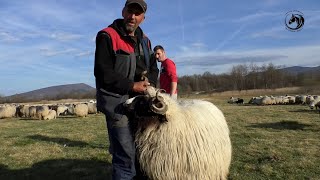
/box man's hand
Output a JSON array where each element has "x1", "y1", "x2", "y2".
[{"x1": 132, "y1": 80, "x2": 150, "y2": 93}]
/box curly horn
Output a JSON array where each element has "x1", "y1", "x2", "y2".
[
  {"x1": 156, "y1": 89, "x2": 166, "y2": 101},
  {"x1": 150, "y1": 90, "x2": 168, "y2": 115}
]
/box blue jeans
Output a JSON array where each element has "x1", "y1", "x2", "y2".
[
  {"x1": 96, "y1": 89, "x2": 137, "y2": 180},
  {"x1": 106, "y1": 115, "x2": 136, "y2": 180}
]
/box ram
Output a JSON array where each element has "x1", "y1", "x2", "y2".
[{"x1": 124, "y1": 87, "x2": 232, "y2": 180}]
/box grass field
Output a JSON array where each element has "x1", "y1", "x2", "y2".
[{"x1": 1, "y1": 91, "x2": 320, "y2": 179}]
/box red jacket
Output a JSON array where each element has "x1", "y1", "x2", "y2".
[{"x1": 160, "y1": 58, "x2": 178, "y2": 94}]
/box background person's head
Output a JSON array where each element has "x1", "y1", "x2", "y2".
[
  {"x1": 122, "y1": 0, "x2": 147, "y2": 35},
  {"x1": 153, "y1": 45, "x2": 167, "y2": 62}
]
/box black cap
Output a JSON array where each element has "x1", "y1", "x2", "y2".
[{"x1": 125, "y1": 0, "x2": 147, "y2": 13}]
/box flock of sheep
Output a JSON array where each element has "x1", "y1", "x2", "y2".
[
  {"x1": 228, "y1": 95, "x2": 320, "y2": 111},
  {"x1": 0, "y1": 100, "x2": 98, "y2": 119}
]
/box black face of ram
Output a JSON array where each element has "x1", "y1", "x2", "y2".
[{"x1": 125, "y1": 96, "x2": 167, "y2": 132}]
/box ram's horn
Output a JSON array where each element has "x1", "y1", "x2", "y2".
[
  {"x1": 150, "y1": 90, "x2": 168, "y2": 115},
  {"x1": 155, "y1": 89, "x2": 166, "y2": 101}
]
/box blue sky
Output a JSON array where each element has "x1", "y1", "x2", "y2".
[{"x1": 0, "y1": 0, "x2": 319, "y2": 96}]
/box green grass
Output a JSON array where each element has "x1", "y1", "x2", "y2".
[
  {"x1": 1, "y1": 96, "x2": 320, "y2": 179},
  {"x1": 0, "y1": 115, "x2": 112, "y2": 180}
]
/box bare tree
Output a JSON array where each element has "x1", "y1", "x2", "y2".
[{"x1": 230, "y1": 64, "x2": 248, "y2": 91}]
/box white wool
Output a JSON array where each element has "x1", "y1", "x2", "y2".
[
  {"x1": 74, "y1": 103, "x2": 88, "y2": 117},
  {"x1": 0, "y1": 104, "x2": 16, "y2": 119},
  {"x1": 43, "y1": 110, "x2": 57, "y2": 120},
  {"x1": 134, "y1": 92, "x2": 232, "y2": 180}
]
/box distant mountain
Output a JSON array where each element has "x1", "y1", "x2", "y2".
[
  {"x1": 280, "y1": 66, "x2": 320, "y2": 75},
  {"x1": 2, "y1": 83, "x2": 95, "y2": 103}
]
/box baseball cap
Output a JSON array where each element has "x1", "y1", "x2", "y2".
[{"x1": 125, "y1": 0, "x2": 147, "y2": 13}]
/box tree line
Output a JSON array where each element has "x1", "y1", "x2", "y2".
[{"x1": 177, "y1": 63, "x2": 320, "y2": 94}]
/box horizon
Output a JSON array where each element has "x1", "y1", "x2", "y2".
[
  {"x1": 2, "y1": 65, "x2": 318, "y2": 97},
  {"x1": 1, "y1": 0, "x2": 320, "y2": 96}
]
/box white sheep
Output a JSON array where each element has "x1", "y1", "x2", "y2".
[
  {"x1": 74, "y1": 103, "x2": 88, "y2": 117},
  {"x1": 0, "y1": 104, "x2": 16, "y2": 119},
  {"x1": 309, "y1": 96, "x2": 320, "y2": 110},
  {"x1": 43, "y1": 109, "x2": 57, "y2": 120},
  {"x1": 87, "y1": 102, "x2": 97, "y2": 114},
  {"x1": 306, "y1": 95, "x2": 315, "y2": 105},
  {"x1": 56, "y1": 105, "x2": 68, "y2": 116},
  {"x1": 227, "y1": 97, "x2": 239, "y2": 104},
  {"x1": 124, "y1": 87, "x2": 232, "y2": 180}
]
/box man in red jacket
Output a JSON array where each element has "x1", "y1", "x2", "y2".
[{"x1": 153, "y1": 45, "x2": 178, "y2": 99}]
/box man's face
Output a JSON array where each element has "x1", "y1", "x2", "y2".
[
  {"x1": 122, "y1": 4, "x2": 145, "y2": 34},
  {"x1": 154, "y1": 49, "x2": 165, "y2": 62}
]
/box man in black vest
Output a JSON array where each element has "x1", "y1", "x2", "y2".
[{"x1": 94, "y1": 0, "x2": 159, "y2": 179}]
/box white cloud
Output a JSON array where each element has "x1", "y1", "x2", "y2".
[
  {"x1": 0, "y1": 31, "x2": 20, "y2": 42},
  {"x1": 237, "y1": 12, "x2": 280, "y2": 23},
  {"x1": 76, "y1": 51, "x2": 94, "y2": 57},
  {"x1": 174, "y1": 44, "x2": 320, "y2": 75},
  {"x1": 50, "y1": 32, "x2": 83, "y2": 42},
  {"x1": 40, "y1": 48, "x2": 77, "y2": 57}
]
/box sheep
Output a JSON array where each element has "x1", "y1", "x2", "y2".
[
  {"x1": 315, "y1": 101, "x2": 320, "y2": 110},
  {"x1": 261, "y1": 96, "x2": 273, "y2": 105},
  {"x1": 0, "y1": 104, "x2": 16, "y2": 119},
  {"x1": 274, "y1": 96, "x2": 283, "y2": 105},
  {"x1": 87, "y1": 102, "x2": 97, "y2": 114},
  {"x1": 235, "y1": 98, "x2": 244, "y2": 104},
  {"x1": 309, "y1": 97, "x2": 320, "y2": 110},
  {"x1": 36, "y1": 105, "x2": 50, "y2": 120},
  {"x1": 306, "y1": 95, "x2": 314, "y2": 105},
  {"x1": 43, "y1": 110, "x2": 57, "y2": 120},
  {"x1": 74, "y1": 103, "x2": 88, "y2": 117},
  {"x1": 285, "y1": 95, "x2": 296, "y2": 104},
  {"x1": 29, "y1": 106, "x2": 37, "y2": 119},
  {"x1": 89, "y1": 99, "x2": 96, "y2": 103},
  {"x1": 16, "y1": 105, "x2": 25, "y2": 117},
  {"x1": 16, "y1": 104, "x2": 32, "y2": 118},
  {"x1": 248, "y1": 96, "x2": 264, "y2": 105},
  {"x1": 124, "y1": 86, "x2": 232, "y2": 180},
  {"x1": 56, "y1": 105, "x2": 68, "y2": 116},
  {"x1": 228, "y1": 97, "x2": 239, "y2": 104},
  {"x1": 295, "y1": 95, "x2": 307, "y2": 104},
  {"x1": 65, "y1": 104, "x2": 75, "y2": 115}
]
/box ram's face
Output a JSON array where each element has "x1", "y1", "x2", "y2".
[
  {"x1": 124, "y1": 94, "x2": 168, "y2": 131},
  {"x1": 125, "y1": 96, "x2": 155, "y2": 116}
]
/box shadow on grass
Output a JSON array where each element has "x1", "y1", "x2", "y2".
[
  {"x1": 0, "y1": 159, "x2": 112, "y2": 180},
  {"x1": 288, "y1": 109, "x2": 317, "y2": 113},
  {"x1": 19, "y1": 116, "x2": 81, "y2": 120},
  {"x1": 27, "y1": 135, "x2": 106, "y2": 149},
  {"x1": 19, "y1": 118, "x2": 38, "y2": 121},
  {"x1": 247, "y1": 121, "x2": 312, "y2": 130}
]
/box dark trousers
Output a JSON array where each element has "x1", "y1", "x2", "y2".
[
  {"x1": 105, "y1": 114, "x2": 136, "y2": 180},
  {"x1": 98, "y1": 89, "x2": 148, "y2": 180}
]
